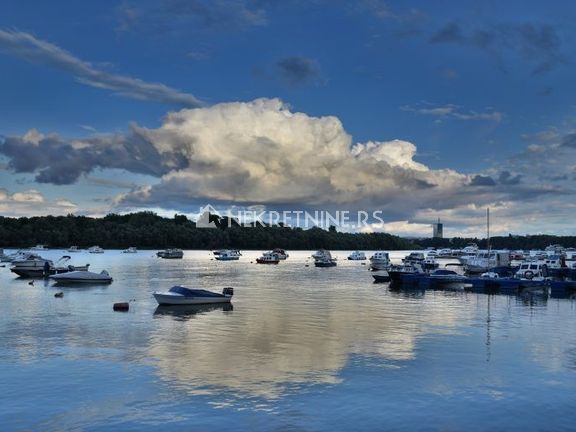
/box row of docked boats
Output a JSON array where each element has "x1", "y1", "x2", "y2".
[{"x1": 1, "y1": 250, "x2": 114, "y2": 283}]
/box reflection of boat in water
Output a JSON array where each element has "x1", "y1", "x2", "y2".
[
  {"x1": 154, "y1": 303, "x2": 233, "y2": 318},
  {"x1": 372, "y1": 271, "x2": 390, "y2": 282},
  {"x1": 154, "y1": 286, "x2": 234, "y2": 305}
]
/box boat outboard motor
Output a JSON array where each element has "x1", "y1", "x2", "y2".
[{"x1": 222, "y1": 287, "x2": 234, "y2": 297}]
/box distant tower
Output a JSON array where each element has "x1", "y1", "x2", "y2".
[{"x1": 432, "y1": 218, "x2": 443, "y2": 239}]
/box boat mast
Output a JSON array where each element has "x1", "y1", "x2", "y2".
[{"x1": 487, "y1": 207, "x2": 490, "y2": 252}]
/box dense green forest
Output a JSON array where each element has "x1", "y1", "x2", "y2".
[
  {"x1": 1, "y1": 212, "x2": 575, "y2": 250},
  {"x1": 0, "y1": 212, "x2": 413, "y2": 250}
]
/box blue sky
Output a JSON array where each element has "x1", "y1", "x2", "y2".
[{"x1": 1, "y1": 0, "x2": 576, "y2": 236}]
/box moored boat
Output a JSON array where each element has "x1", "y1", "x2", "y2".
[
  {"x1": 67, "y1": 246, "x2": 81, "y2": 253},
  {"x1": 369, "y1": 251, "x2": 390, "y2": 270},
  {"x1": 50, "y1": 270, "x2": 112, "y2": 284},
  {"x1": 348, "y1": 251, "x2": 367, "y2": 261},
  {"x1": 313, "y1": 249, "x2": 337, "y2": 267},
  {"x1": 153, "y1": 286, "x2": 234, "y2": 305},
  {"x1": 123, "y1": 247, "x2": 138, "y2": 253},
  {"x1": 256, "y1": 252, "x2": 280, "y2": 264},
  {"x1": 88, "y1": 246, "x2": 104, "y2": 254},
  {"x1": 215, "y1": 250, "x2": 241, "y2": 261},
  {"x1": 10, "y1": 255, "x2": 89, "y2": 278},
  {"x1": 157, "y1": 248, "x2": 184, "y2": 259},
  {"x1": 272, "y1": 248, "x2": 289, "y2": 260}
]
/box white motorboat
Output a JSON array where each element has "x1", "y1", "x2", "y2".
[
  {"x1": 256, "y1": 252, "x2": 280, "y2": 264},
  {"x1": 154, "y1": 286, "x2": 234, "y2": 305},
  {"x1": 51, "y1": 270, "x2": 113, "y2": 284},
  {"x1": 10, "y1": 255, "x2": 89, "y2": 277},
  {"x1": 215, "y1": 250, "x2": 241, "y2": 261},
  {"x1": 272, "y1": 248, "x2": 289, "y2": 260},
  {"x1": 123, "y1": 247, "x2": 138, "y2": 253},
  {"x1": 312, "y1": 249, "x2": 335, "y2": 261},
  {"x1": 348, "y1": 251, "x2": 367, "y2": 260},
  {"x1": 465, "y1": 251, "x2": 510, "y2": 274},
  {"x1": 157, "y1": 248, "x2": 184, "y2": 259},
  {"x1": 67, "y1": 246, "x2": 81, "y2": 253},
  {"x1": 312, "y1": 249, "x2": 337, "y2": 267},
  {"x1": 515, "y1": 262, "x2": 549, "y2": 280},
  {"x1": 88, "y1": 246, "x2": 104, "y2": 254},
  {"x1": 30, "y1": 244, "x2": 48, "y2": 251},
  {"x1": 402, "y1": 252, "x2": 425, "y2": 265},
  {"x1": 369, "y1": 251, "x2": 390, "y2": 270}
]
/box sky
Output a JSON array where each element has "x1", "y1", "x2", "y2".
[{"x1": 1, "y1": 0, "x2": 576, "y2": 237}]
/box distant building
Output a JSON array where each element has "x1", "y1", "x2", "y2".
[{"x1": 432, "y1": 218, "x2": 443, "y2": 238}]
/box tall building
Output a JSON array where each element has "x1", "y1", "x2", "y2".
[{"x1": 432, "y1": 218, "x2": 443, "y2": 238}]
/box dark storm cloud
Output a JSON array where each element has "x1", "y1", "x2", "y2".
[
  {"x1": 0, "y1": 128, "x2": 190, "y2": 185},
  {"x1": 498, "y1": 171, "x2": 522, "y2": 185},
  {"x1": 469, "y1": 175, "x2": 496, "y2": 186},
  {"x1": 561, "y1": 133, "x2": 576, "y2": 148},
  {"x1": 430, "y1": 22, "x2": 565, "y2": 74},
  {"x1": 276, "y1": 56, "x2": 321, "y2": 86}
]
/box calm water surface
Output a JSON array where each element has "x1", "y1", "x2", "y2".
[{"x1": 1, "y1": 250, "x2": 576, "y2": 431}]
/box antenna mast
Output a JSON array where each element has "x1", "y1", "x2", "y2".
[{"x1": 487, "y1": 208, "x2": 490, "y2": 251}]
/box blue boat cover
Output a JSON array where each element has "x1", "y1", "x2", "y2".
[{"x1": 168, "y1": 286, "x2": 224, "y2": 297}]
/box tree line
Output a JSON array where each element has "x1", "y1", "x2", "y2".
[{"x1": 0, "y1": 212, "x2": 574, "y2": 250}]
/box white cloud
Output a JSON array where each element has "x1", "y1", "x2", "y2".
[
  {"x1": 0, "y1": 189, "x2": 77, "y2": 216},
  {"x1": 0, "y1": 29, "x2": 202, "y2": 107},
  {"x1": 401, "y1": 102, "x2": 504, "y2": 123}
]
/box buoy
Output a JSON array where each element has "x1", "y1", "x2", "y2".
[
  {"x1": 54, "y1": 292, "x2": 64, "y2": 298},
  {"x1": 28, "y1": 281, "x2": 34, "y2": 286},
  {"x1": 113, "y1": 302, "x2": 130, "y2": 312},
  {"x1": 305, "y1": 264, "x2": 309, "y2": 267}
]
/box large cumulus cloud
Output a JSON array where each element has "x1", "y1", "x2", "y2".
[{"x1": 0, "y1": 98, "x2": 554, "y2": 225}]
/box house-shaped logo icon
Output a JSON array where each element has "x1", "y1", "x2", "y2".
[{"x1": 196, "y1": 204, "x2": 220, "y2": 228}]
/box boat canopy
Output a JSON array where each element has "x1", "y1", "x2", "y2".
[{"x1": 168, "y1": 286, "x2": 224, "y2": 298}]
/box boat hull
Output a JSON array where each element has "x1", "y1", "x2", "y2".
[
  {"x1": 154, "y1": 293, "x2": 232, "y2": 305},
  {"x1": 314, "y1": 261, "x2": 337, "y2": 267}
]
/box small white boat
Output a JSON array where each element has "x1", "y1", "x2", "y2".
[
  {"x1": 313, "y1": 249, "x2": 337, "y2": 267},
  {"x1": 51, "y1": 270, "x2": 113, "y2": 284},
  {"x1": 67, "y1": 246, "x2": 81, "y2": 253},
  {"x1": 30, "y1": 244, "x2": 48, "y2": 251},
  {"x1": 256, "y1": 252, "x2": 280, "y2": 264},
  {"x1": 157, "y1": 248, "x2": 184, "y2": 259},
  {"x1": 215, "y1": 250, "x2": 241, "y2": 261},
  {"x1": 370, "y1": 251, "x2": 390, "y2": 270},
  {"x1": 272, "y1": 248, "x2": 289, "y2": 260},
  {"x1": 88, "y1": 246, "x2": 104, "y2": 254},
  {"x1": 123, "y1": 247, "x2": 138, "y2": 254},
  {"x1": 348, "y1": 251, "x2": 366, "y2": 261},
  {"x1": 154, "y1": 286, "x2": 234, "y2": 305}
]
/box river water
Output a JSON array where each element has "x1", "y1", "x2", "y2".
[{"x1": 1, "y1": 250, "x2": 575, "y2": 431}]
